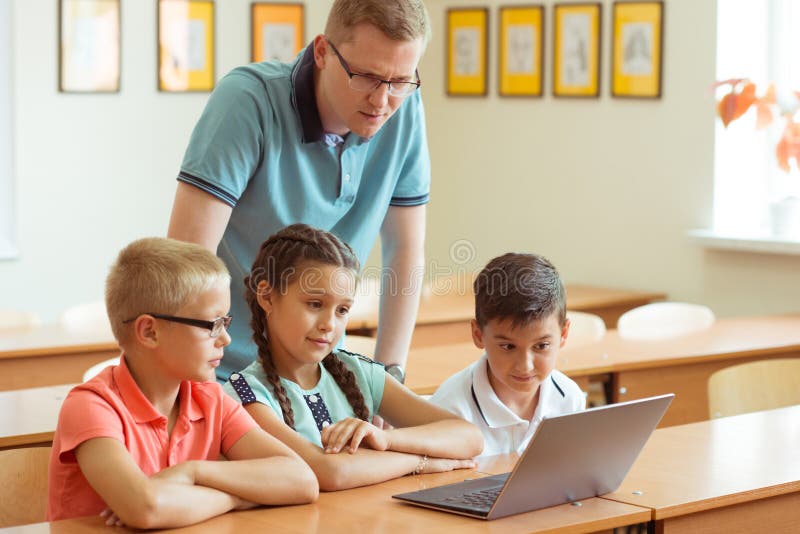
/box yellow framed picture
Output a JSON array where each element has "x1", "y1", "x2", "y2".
[
  {"x1": 157, "y1": 0, "x2": 215, "y2": 92},
  {"x1": 447, "y1": 8, "x2": 489, "y2": 97},
  {"x1": 59, "y1": 0, "x2": 121, "y2": 93},
  {"x1": 498, "y1": 5, "x2": 544, "y2": 97},
  {"x1": 553, "y1": 3, "x2": 601, "y2": 98},
  {"x1": 251, "y1": 3, "x2": 305, "y2": 63},
  {"x1": 611, "y1": 1, "x2": 663, "y2": 98}
]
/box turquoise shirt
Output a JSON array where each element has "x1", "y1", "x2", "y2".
[
  {"x1": 222, "y1": 351, "x2": 387, "y2": 447},
  {"x1": 177, "y1": 43, "x2": 431, "y2": 380}
]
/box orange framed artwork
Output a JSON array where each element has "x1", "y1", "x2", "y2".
[
  {"x1": 157, "y1": 0, "x2": 215, "y2": 92},
  {"x1": 251, "y1": 3, "x2": 305, "y2": 63}
]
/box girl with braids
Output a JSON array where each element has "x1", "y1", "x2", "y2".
[{"x1": 223, "y1": 224, "x2": 483, "y2": 490}]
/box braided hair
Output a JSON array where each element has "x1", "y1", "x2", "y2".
[{"x1": 244, "y1": 224, "x2": 370, "y2": 429}]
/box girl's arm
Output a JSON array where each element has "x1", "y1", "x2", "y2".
[
  {"x1": 244, "y1": 402, "x2": 473, "y2": 491},
  {"x1": 322, "y1": 377, "x2": 484, "y2": 459}
]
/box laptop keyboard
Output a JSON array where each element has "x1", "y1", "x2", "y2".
[{"x1": 443, "y1": 486, "x2": 502, "y2": 509}]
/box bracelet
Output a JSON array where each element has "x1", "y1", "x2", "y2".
[{"x1": 412, "y1": 454, "x2": 428, "y2": 475}]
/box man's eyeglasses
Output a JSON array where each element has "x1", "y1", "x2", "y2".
[
  {"x1": 123, "y1": 313, "x2": 233, "y2": 338},
  {"x1": 327, "y1": 40, "x2": 421, "y2": 97}
]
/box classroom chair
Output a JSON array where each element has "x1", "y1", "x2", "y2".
[
  {"x1": 617, "y1": 302, "x2": 715, "y2": 341},
  {"x1": 83, "y1": 356, "x2": 120, "y2": 382},
  {"x1": 58, "y1": 300, "x2": 112, "y2": 335},
  {"x1": 0, "y1": 309, "x2": 41, "y2": 332},
  {"x1": 708, "y1": 358, "x2": 800, "y2": 419},
  {"x1": 565, "y1": 311, "x2": 606, "y2": 347},
  {"x1": 0, "y1": 446, "x2": 51, "y2": 527}
]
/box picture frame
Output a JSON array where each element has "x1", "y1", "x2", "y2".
[
  {"x1": 58, "y1": 0, "x2": 121, "y2": 93},
  {"x1": 552, "y1": 3, "x2": 601, "y2": 98},
  {"x1": 251, "y1": 2, "x2": 305, "y2": 63},
  {"x1": 157, "y1": 0, "x2": 215, "y2": 92},
  {"x1": 498, "y1": 5, "x2": 544, "y2": 97},
  {"x1": 446, "y1": 7, "x2": 489, "y2": 97},
  {"x1": 611, "y1": 1, "x2": 663, "y2": 98}
]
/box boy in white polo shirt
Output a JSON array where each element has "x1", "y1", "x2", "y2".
[{"x1": 430, "y1": 253, "x2": 585, "y2": 457}]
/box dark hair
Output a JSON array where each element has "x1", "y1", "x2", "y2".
[
  {"x1": 473, "y1": 253, "x2": 566, "y2": 329},
  {"x1": 244, "y1": 224, "x2": 369, "y2": 429}
]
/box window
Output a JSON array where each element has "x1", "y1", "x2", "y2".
[
  {"x1": 714, "y1": 0, "x2": 800, "y2": 240},
  {"x1": 0, "y1": 0, "x2": 16, "y2": 259}
]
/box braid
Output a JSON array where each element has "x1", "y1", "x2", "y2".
[
  {"x1": 244, "y1": 271, "x2": 296, "y2": 429},
  {"x1": 323, "y1": 354, "x2": 371, "y2": 421}
]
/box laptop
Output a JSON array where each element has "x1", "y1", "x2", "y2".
[{"x1": 393, "y1": 393, "x2": 674, "y2": 520}]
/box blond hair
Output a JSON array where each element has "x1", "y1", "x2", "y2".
[
  {"x1": 325, "y1": 0, "x2": 431, "y2": 47},
  {"x1": 105, "y1": 237, "x2": 230, "y2": 344}
]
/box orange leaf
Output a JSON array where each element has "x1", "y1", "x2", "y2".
[
  {"x1": 763, "y1": 84, "x2": 776, "y2": 104},
  {"x1": 776, "y1": 121, "x2": 800, "y2": 173},
  {"x1": 755, "y1": 102, "x2": 774, "y2": 129},
  {"x1": 737, "y1": 82, "x2": 757, "y2": 114}
]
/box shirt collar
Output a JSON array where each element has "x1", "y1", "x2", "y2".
[
  {"x1": 113, "y1": 355, "x2": 204, "y2": 424},
  {"x1": 471, "y1": 354, "x2": 527, "y2": 429},
  {"x1": 291, "y1": 42, "x2": 329, "y2": 145}
]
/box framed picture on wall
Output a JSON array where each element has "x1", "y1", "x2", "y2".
[
  {"x1": 157, "y1": 0, "x2": 215, "y2": 92},
  {"x1": 611, "y1": 1, "x2": 663, "y2": 98},
  {"x1": 58, "y1": 0, "x2": 120, "y2": 92},
  {"x1": 498, "y1": 5, "x2": 544, "y2": 97},
  {"x1": 446, "y1": 7, "x2": 489, "y2": 96},
  {"x1": 552, "y1": 2, "x2": 601, "y2": 98},
  {"x1": 251, "y1": 3, "x2": 304, "y2": 63}
]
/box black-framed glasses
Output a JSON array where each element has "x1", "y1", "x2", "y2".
[
  {"x1": 327, "y1": 40, "x2": 421, "y2": 97},
  {"x1": 123, "y1": 313, "x2": 233, "y2": 338}
]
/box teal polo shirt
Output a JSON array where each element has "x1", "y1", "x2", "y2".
[{"x1": 177, "y1": 44, "x2": 431, "y2": 380}]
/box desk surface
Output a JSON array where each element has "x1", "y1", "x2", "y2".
[
  {"x1": 603, "y1": 404, "x2": 800, "y2": 520},
  {"x1": 347, "y1": 283, "x2": 665, "y2": 331},
  {"x1": 404, "y1": 314, "x2": 800, "y2": 395},
  {"x1": 0, "y1": 383, "x2": 74, "y2": 449},
  {"x1": 0, "y1": 325, "x2": 117, "y2": 360},
  {"x1": 8, "y1": 455, "x2": 650, "y2": 533}
]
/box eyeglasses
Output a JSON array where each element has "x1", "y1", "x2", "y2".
[
  {"x1": 123, "y1": 313, "x2": 233, "y2": 338},
  {"x1": 327, "y1": 40, "x2": 421, "y2": 97}
]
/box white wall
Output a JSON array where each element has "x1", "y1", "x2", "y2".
[
  {"x1": 419, "y1": 0, "x2": 800, "y2": 317},
  {"x1": 2, "y1": 0, "x2": 799, "y2": 322}
]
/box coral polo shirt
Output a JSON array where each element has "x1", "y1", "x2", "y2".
[{"x1": 47, "y1": 356, "x2": 257, "y2": 521}]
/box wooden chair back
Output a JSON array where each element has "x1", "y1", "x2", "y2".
[
  {"x1": 708, "y1": 358, "x2": 800, "y2": 418},
  {"x1": 0, "y1": 446, "x2": 51, "y2": 527}
]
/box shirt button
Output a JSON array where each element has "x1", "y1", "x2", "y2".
[
  {"x1": 309, "y1": 395, "x2": 318, "y2": 403},
  {"x1": 322, "y1": 421, "x2": 330, "y2": 428},
  {"x1": 344, "y1": 174, "x2": 351, "y2": 182}
]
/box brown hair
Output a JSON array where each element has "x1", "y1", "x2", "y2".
[
  {"x1": 245, "y1": 224, "x2": 369, "y2": 429},
  {"x1": 325, "y1": 0, "x2": 431, "y2": 47},
  {"x1": 105, "y1": 237, "x2": 229, "y2": 345},
  {"x1": 473, "y1": 253, "x2": 566, "y2": 329}
]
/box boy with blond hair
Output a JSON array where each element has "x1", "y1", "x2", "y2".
[
  {"x1": 47, "y1": 237, "x2": 317, "y2": 528},
  {"x1": 431, "y1": 253, "x2": 585, "y2": 458}
]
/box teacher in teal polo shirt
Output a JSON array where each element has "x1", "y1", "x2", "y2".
[{"x1": 167, "y1": 0, "x2": 431, "y2": 384}]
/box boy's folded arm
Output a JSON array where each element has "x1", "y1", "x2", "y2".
[
  {"x1": 75, "y1": 437, "x2": 239, "y2": 529},
  {"x1": 244, "y1": 402, "x2": 428, "y2": 491},
  {"x1": 378, "y1": 377, "x2": 485, "y2": 458},
  {"x1": 192, "y1": 427, "x2": 319, "y2": 504}
]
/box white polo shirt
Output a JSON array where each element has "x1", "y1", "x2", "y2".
[{"x1": 430, "y1": 354, "x2": 586, "y2": 458}]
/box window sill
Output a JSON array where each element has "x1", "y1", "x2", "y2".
[{"x1": 687, "y1": 229, "x2": 800, "y2": 256}]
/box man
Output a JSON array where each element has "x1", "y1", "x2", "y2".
[{"x1": 168, "y1": 0, "x2": 431, "y2": 384}]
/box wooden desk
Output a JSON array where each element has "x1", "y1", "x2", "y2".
[
  {"x1": 0, "y1": 325, "x2": 118, "y2": 390},
  {"x1": 0, "y1": 383, "x2": 74, "y2": 450},
  {"x1": 9, "y1": 455, "x2": 650, "y2": 533},
  {"x1": 347, "y1": 284, "x2": 665, "y2": 348},
  {"x1": 602, "y1": 405, "x2": 800, "y2": 533}
]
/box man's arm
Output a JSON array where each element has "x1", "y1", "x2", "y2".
[
  {"x1": 374, "y1": 204, "x2": 426, "y2": 368},
  {"x1": 167, "y1": 182, "x2": 233, "y2": 252}
]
